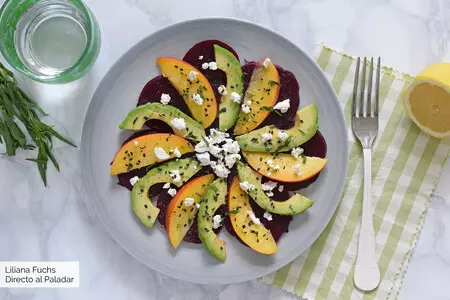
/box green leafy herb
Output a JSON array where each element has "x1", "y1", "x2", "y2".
[
  {"x1": 301, "y1": 154, "x2": 307, "y2": 164},
  {"x1": 260, "y1": 106, "x2": 282, "y2": 117},
  {"x1": 0, "y1": 62, "x2": 76, "y2": 186},
  {"x1": 224, "y1": 207, "x2": 240, "y2": 217},
  {"x1": 201, "y1": 136, "x2": 210, "y2": 147},
  {"x1": 268, "y1": 80, "x2": 280, "y2": 87}
]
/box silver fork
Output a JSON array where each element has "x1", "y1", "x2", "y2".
[{"x1": 352, "y1": 57, "x2": 381, "y2": 291}]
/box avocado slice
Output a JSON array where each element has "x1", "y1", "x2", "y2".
[
  {"x1": 236, "y1": 161, "x2": 314, "y2": 215},
  {"x1": 131, "y1": 158, "x2": 201, "y2": 228},
  {"x1": 197, "y1": 178, "x2": 227, "y2": 262},
  {"x1": 214, "y1": 45, "x2": 243, "y2": 132},
  {"x1": 119, "y1": 103, "x2": 206, "y2": 142},
  {"x1": 236, "y1": 103, "x2": 318, "y2": 152}
]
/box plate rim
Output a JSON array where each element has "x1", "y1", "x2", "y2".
[{"x1": 81, "y1": 16, "x2": 348, "y2": 284}]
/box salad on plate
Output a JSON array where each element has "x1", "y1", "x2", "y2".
[{"x1": 109, "y1": 40, "x2": 328, "y2": 262}]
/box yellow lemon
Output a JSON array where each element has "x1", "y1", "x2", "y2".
[{"x1": 403, "y1": 63, "x2": 450, "y2": 138}]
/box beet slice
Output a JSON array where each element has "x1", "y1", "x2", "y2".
[
  {"x1": 183, "y1": 40, "x2": 239, "y2": 101},
  {"x1": 241, "y1": 62, "x2": 300, "y2": 130}
]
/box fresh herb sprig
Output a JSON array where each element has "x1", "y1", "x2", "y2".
[
  {"x1": 0, "y1": 62, "x2": 76, "y2": 186},
  {"x1": 260, "y1": 105, "x2": 282, "y2": 117}
]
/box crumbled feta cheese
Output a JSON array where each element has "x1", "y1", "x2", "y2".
[
  {"x1": 168, "y1": 188, "x2": 177, "y2": 197},
  {"x1": 160, "y1": 93, "x2": 171, "y2": 105},
  {"x1": 169, "y1": 170, "x2": 181, "y2": 182},
  {"x1": 230, "y1": 92, "x2": 242, "y2": 103},
  {"x1": 196, "y1": 203, "x2": 201, "y2": 209},
  {"x1": 208, "y1": 145, "x2": 222, "y2": 157},
  {"x1": 134, "y1": 140, "x2": 139, "y2": 146},
  {"x1": 247, "y1": 210, "x2": 261, "y2": 225},
  {"x1": 184, "y1": 197, "x2": 195, "y2": 206},
  {"x1": 210, "y1": 129, "x2": 229, "y2": 143},
  {"x1": 261, "y1": 181, "x2": 277, "y2": 191},
  {"x1": 199, "y1": 55, "x2": 203, "y2": 60},
  {"x1": 194, "y1": 140, "x2": 209, "y2": 153},
  {"x1": 192, "y1": 93, "x2": 203, "y2": 105},
  {"x1": 193, "y1": 165, "x2": 198, "y2": 170},
  {"x1": 263, "y1": 57, "x2": 271, "y2": 68},
  {"x1": 294, "y1": 164, "x2": 302, "y2": 176},
  {"x1": 170, "y1": 118, "x2": 186, "y2": 130},
  {"x1": 278, "y1": 130, "x2": 289, "y2": 141},
  {"x1": 154, "y1": 147, "x2": 170, "y2": 160},
  {"x1": 291, "y1": 147, "x2": 304, "y2": 158},
  {"x1": 163, "y1": 183, "x2": 171, "y2": 189},
  {"x1": 218, "y1": 85, "x2": 227, "y2": 95},
  {"x1": 273, "y1": 99, "x2": 290, "y2": 113},
  {"x1": 278, "y1": 185, "x2": 284, "y2": 192},
  {"x1": 246, "y1": 100, "x2": 252, "y2": 106},
  {"x1": 266, "y1": 160, "x2": 280, "y2": 172},
  {"x1": 273, "y1": 165, "x2": 280, "y2": 171},
  {"x1": 208, "y1": 61, "x2": 218, "y2": 70},
  {"x1": 129, "y1": 176, "x2": 139, "y2": 186},
  {"x1": 267, "y1": 172, "x2": 272, "y2": 176},
  {"x1": 196, "y1": 152, "x2": 211, "y2": 166},
  {"x1": 201, "y1": 62, "x2": 209, "y2": 70},
  {"x1": 240, "y1": 181, "x2": 255, "y2": 193},
  {"x1": 212, "y1": 215, "x2": 223, "y2": 229},
  {"x1": 225, "y1": 153, "x2": 241, "y2": 169},
  {"x1": 241, "y1": 104, "x2": 251, "y2": 114},
  {"x1": 261, "y1": 133, "x2": 273, "y2": 142},
  {"x1": 173, "y1": 148, "x2": 181, "y2": 158},
  {"x1": 222, "y1": 140, "x2": 240, "y2": 154},
  {"x1": 263, "y1": 211, "x2": 273, "y2": 221},
  {"x1": 212, "y1": 162, "x2": 230, "y2": 178},
  {"x1": 188, "y1": 71, "x2": 198, "y2": 81}
]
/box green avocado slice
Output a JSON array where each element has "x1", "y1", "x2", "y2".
[
  {"x1": 214, "y1": 45, "x2": 243, "y2": 132},
  {"x1": 197, "y1": 178, "x2": 227, "y2": 262},
  {"x1": 131, "y1": 158, "x2": 201, "y2": 228},
  {"x1": 236, "y1": 161, "x2": 314, "y2": 215},
  {"x1": 236, "y1": 103, "x2": 318, "y2": 152},
  {"x1": 119, "y1": 103, "x2": 206, "y2": 142}
]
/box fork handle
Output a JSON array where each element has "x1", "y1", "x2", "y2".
[{"x1": 354, "y1": 148, "x2": 380, "y2": 291}]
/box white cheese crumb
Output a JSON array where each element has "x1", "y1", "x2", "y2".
[
  {"x1": 201, "y1": 62, "x2": 209, "y2": 70},
  {"x1": 241, "y1": 104, "x2": 251, "y2": 114},
  {"x1": 134, "y1": 140, "x2": 139, "y2": 146},
  {"x1": 168, "y1": 188, "x2": 177, "y2": 197},
  {"x1": 240, "y1": 181, "x2": 255, "y2": 193},
  {"x1": 212, "y1": 215, "x2": 223, "y2": 229},
  {"x1": 218, "y1": 85, "x2": 228, "y2": 95},
  {"x1": 263, "y1": 57, "x2": 271, "y2": 68},
  {"x1": 291, "y1": 147, "x2": 304, "y2": 158},
  {"x1": 170, "y1": 118, "x2": 186, "y2": 130},
  {"x1": 196, "y1": 203, "x2": 201, "y2": 209},
  {"x1": 263, "y1": 211, "x2": 273, "y2": 221},
  {"x1": 222, "y1": 140, "x2": 240, "y2": 154},
  {"x1": 193, "y1": 165, "x2": 198, "y2": 170},
  {"x1": 163, "y1": 183, "x2": 171, "y2": 189},
  {"x1": 194, "y1": 140, "x2": 209, "y2": 153},
  {"x1": 210, "y1": 129, "x2": 229, "y2": 143},
  {"x1": 192, "y1": 93, "x2": 204, "y2": 105},
  {"x1": 188, "y1": 70, "x2": 198, "y2": 81},
  {"x1": 208, "y1": 61, "x2": 218, "y2": 70},
  {"x1": 196, "y1": 152, "x2": 211, "y2": 166},
  {"x1": 212, "y1": 162, "x2": 230, "y2": 178},
  {"x1": 273, "y1": 99, "x2": 291, "y2": 113},
  {"x1": 278, "y1": 130, "x2": 289, "y2": 141},
  {"x1": 209, "y1": 145, "x2": 223, "y2": 159},
  {"x1": 154, "y1": 147, "x2": 170, "y2": 160},
  {"x1": 278, "y1": 185, "x2": 284, "y2": 192},
  {"x1": 261, "y1": 181, "x2": 277, "y2": 191},
  {"x1": 230, "y1": 92, "x2": 242, "y2": 103},
  {"x1": 246, "y1": 100, "x2": 252, "y2": 106},
  {"x1": 247, "y1": 210, "x2": 261, "y2": 225},
  {"x1": 199, "y1": 55, "x2": 203, "y2": 60},
  {"x1": 261, "y1": 133, "x2": 273, "y2": 142},
  {"x1": 173, "y1": 148, "x2": 181, "y2": 158},
  {"x1": 184, "y1": 197, "x2": 195, "y2": 207},
  {"x1": 294, "y1": 164, "x2": 302, "y2": 176},
  {"x1": 160, "y1": 93, "x2": 171, "y2": 105},
  {"x1": 224, "y1": 154, "x2": 241, "y2": 169},
  {"x1": 169, "y1": 170, "x2": 181, "y2": 182},
  {"x1": 129, "y1": 176, "x2": 139, "y2": 186}
]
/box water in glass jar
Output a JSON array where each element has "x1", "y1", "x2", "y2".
[{"x1": 15, "y1": 0, "x2": 88, "y2": 77}]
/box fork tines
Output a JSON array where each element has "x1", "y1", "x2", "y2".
[{"x1": 352, "y1": 57, "x2": 381, "y2": 118}]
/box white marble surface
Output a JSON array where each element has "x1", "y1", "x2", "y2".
[{"x1": 1, "y1": 0, "x2": 450, "y2": 299}]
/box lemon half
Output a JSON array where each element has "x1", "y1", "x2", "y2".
[{"x1": 403, "y1": 63, "x2": 450, "y2": 139}]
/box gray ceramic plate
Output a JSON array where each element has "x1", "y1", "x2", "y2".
[{"x1": 81, "y1": 18, "x2": 348, "y2": 284}]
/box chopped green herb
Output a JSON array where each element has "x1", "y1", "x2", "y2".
[
  {"x1": 260, "y1": 106, "x2": 282, "y2": 117},
  {"x1": 268, "y1": 80, "x2": 280, "y2": 87}
]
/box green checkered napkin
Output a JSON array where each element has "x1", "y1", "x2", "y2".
[{"x1": 261, "y1": 46, "x2": 450, "y2": 299}]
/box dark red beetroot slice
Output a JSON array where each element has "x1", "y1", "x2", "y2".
[
  {"x1": 157, "y1": 187, "x2": 225, "y2": 244},
  {"x1": 241, "y1": 62, "x2": 300, "y2": 130},
  {"x1": 183, "y1": 40, "x2": 239, "y2": 101},
  {"x1": 137, "y1": 75, "x2": 191, "y2": 132}
]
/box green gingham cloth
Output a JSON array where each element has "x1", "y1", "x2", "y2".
[{"x1": 261, "y1": 46, "x2": 450, "y2": 300}]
